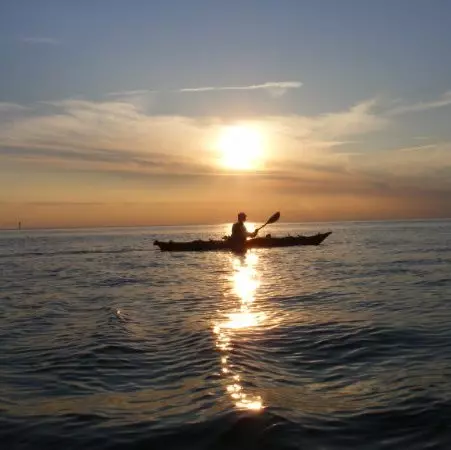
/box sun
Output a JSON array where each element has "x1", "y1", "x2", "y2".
[{"x1": 217, "y1": 125, "x2": 264, "y2": 170}]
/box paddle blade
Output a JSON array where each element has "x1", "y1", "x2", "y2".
[{"x1": 266, "y1": 211, "x2": 280, "y2": 225}]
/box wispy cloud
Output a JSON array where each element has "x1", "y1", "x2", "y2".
[
  {"x1": 106, "y1": 81, "x2": 302, "y2": 99},
  {"x1": 179, "y1": 81, "x2": 302, "y2": 97},
  {"x1": 0, "y1": 102, "x2": 28, "y2": 113},
  {"x1": 107, "y1": 89, "x2": 154, "y2": 98},
  {"x1": 20, "y1": 36, "x2": 60, "y2": 45},
  {"x1": 387, "y1": 91, "x2": 451, "y2": 116},
  {"x1": 0, "y1": 99, "x2": 216, "y2": 177},
  {"x1": 263, "y1": 98, "x2": 387, "y2": 151},
  {"x1": 396, "y1": 144, "x2": 437, "y2": 153},
  {"x1": 1, "y1": 92, "x2": 450, "y2": 194},
  {"x1": 352, "y1": 140, "x2": 451, "y2": 183},
  {"x1": 0, "y1": 95, "x2": 384, "y2": 177}
]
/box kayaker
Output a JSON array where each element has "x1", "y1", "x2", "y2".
[{"x1": 230, "y1": 212, "x2": 258, "y2": 245}]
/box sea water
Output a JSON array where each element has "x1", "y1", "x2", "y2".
[{"x1": 1, "y1": 220, "x2": 451, "y2": 449}]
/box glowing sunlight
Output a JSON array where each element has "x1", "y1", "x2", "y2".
[
  {"x1": 217, "y1": 125, "x2": 265, "y2": 170},
  {"x1": 213, "y1": 252, "x2": 265, "y2": 411}
]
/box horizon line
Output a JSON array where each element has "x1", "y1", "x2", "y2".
[{"x1": 1, "y1": 216, "x2": 450, "y2": 232}]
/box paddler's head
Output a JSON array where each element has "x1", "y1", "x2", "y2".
[{"x1": 238, "y1": 212, "x2": 247, "y2": 223}]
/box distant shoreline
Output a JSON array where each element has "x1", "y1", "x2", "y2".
[{"x1": 1, "y1": 216, "x2": 450, "y2": 232}]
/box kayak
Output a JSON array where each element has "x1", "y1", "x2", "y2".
[{"x1": 154, "y1": 231, "x2": 332, "y2": 252}]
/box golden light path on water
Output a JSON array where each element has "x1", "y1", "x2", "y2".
[{"x1": 213, "y1": 251, "x2": 266, "y2": 411}]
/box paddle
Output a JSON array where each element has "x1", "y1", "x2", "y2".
[{"x1": 255, "y1": 211, "x2": 280, "y2": 233}]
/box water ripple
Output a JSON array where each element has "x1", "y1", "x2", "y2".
[{"x1": 1, "y1": 221, "x2": 451, "y2": 449}]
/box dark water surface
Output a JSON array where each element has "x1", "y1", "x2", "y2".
[{"x1": 1, "y1": 220, "x2": 451, "y2": 449}]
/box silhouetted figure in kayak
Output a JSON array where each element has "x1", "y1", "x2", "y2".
[{"x1": 230, "y1": 212, "x2": 258, "y2": 247}]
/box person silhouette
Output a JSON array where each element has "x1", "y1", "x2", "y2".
[{"x1": 230, "y1": 212, "x2": 258, "y2": 247}]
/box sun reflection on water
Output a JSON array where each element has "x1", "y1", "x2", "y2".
[{"x1": 213, "y1": 251, "x2": 265, "y2": 411}]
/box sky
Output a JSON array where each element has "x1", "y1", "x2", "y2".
[{"x1": 1, "y1": 0, "x2": 451, "y2": 228}]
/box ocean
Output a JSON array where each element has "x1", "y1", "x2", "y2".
[{"x1": 1, "y1": 220, "x2": 451, "y2": 449}]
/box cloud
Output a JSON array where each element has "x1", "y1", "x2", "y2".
[
  {"x1": 1, "y1": 92, "x2": 450, "y2": 202},
  {"x1": 0, "y1": 145, "x2": 213, "y2": 179},
  {"x1": 7, "y1": 201, "x2": 106, "y2": 207},
  {"x1": 261, "y1": 98, "x2": 387, "y2": 158},
  {"x1": 0, "y1": 99, "x2": 217, "y2": 177},
  {"x1": 106, "y1": 81, "x2": 302, "y2": 100},
  {"x1": 312, "y1": 99, "x2": 388, "y2": 138},
  {"x1": 179, "y1": 81, "x2": 302, "y2": 97},
  {"x1": 387, "y1": 90, "x2": 451, "y2": 116},
  {"x1": 396, "y1": 144, "x2": 437, "y2": 153},
  {"x1": 351, "y1": 140, "x2": 451, "y2": 187},
  {"x1": 0, "y1": 103, "x2": 28, "y2": 113},
  {"x1": 106, "y1": 90, "x2": 155, "y2": 98},
  {"x1": 0, "y1": 95, "x2": 385, "y2": 180},
  {"x1": 104, "y1": 90, "x2": 157, "y2": 110},
  {"x1": 20, "y1": 36, "x2": 60, "y2": 45}
]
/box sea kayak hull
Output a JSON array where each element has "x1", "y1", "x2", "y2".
[{"x1": 154, "y1": 231, "x2": 332, "y2": 252}]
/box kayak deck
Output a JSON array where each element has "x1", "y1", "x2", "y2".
[{"x1": 154, "y1": 231, "x2": 332, "y2": 252}]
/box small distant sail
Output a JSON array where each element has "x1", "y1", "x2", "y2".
[{"x1": 18, "y1": 221, "x2": 21, "y2": 230}]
